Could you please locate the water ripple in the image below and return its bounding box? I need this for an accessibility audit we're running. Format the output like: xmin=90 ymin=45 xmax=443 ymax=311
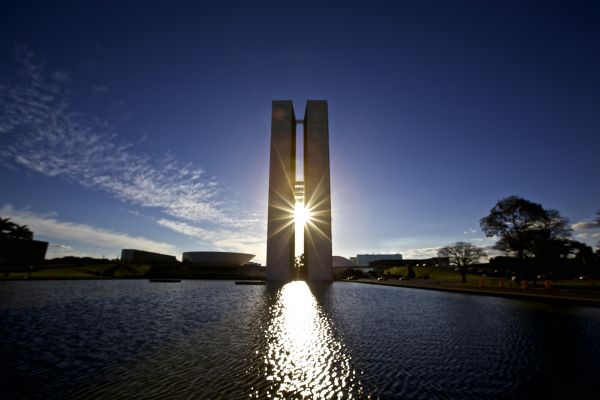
xmin=249 ymin=282 xmax=364 ymax=399
xmin=1 ymin=280 xmax=600 ymax=399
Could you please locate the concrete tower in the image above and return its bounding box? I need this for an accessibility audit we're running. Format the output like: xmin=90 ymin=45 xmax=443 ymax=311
xmin=303 ymin=101 xmax=333 ymax=281
xmin=266 ymin=101 xmax=296 ymax=281
xmin=266 ymin=100 xmax=332 ymax=282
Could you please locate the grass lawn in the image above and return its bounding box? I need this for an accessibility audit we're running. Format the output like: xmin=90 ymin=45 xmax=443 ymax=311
xmin=1 ymin=264 xmax=151 ymax=279
xmin=381 ymin=266 xmax=600 ymax=290
xmin=383 ymin=266 xmax=480 ymax=282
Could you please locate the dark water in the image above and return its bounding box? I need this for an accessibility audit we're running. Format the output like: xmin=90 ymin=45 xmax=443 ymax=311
xmin=1 ymin=280 xmax=599 ymax=399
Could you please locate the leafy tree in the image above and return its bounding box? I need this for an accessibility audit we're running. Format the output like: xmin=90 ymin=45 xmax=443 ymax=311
xmin=294 ymin=253 xmax=306 ymax=280
xmin=596 ymin=209 xmax=600 ymax=250
xmin=0 ymin=217 xmax=33 ymax=240
xmin=564 ymin=240 xmax=595 ymax=265
xmin=0 ymin=218 xmax=17 ymax=239
xmin=437 ymin=242 xmax=486 ymax=283
xmin=340 ymin=268 xmax=364 ymax=279
xmin=1 ymin=217 xmax=34 ymax=274
xmin=480 ymin=196 xmax=571 ymax=259
xmin=535 ymin=239 xmax=593 ymax=263
xmin=11 ymin=224 xmax=33 ymax=240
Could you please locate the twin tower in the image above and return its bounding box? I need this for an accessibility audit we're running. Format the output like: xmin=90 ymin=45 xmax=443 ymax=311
xmin=266 ymin=100 xmax=332 ymax=282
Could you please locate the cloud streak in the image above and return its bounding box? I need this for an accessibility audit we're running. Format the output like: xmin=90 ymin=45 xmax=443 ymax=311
xmin=402 ymin=247 xmax=441 ymax=259
xmin=157 ymin=218 xmax=265 ymax=257
xmin=0 ymin=48 xmax=254 ymax=227
xmin=572 ymin=220 xmax=600 ymax=230
xmin=1 ymin=204 xmax=178 ymax=257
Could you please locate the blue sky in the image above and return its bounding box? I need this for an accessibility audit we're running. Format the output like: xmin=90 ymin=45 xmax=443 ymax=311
xmin=1 ymin=0 xmax=599 ymax=263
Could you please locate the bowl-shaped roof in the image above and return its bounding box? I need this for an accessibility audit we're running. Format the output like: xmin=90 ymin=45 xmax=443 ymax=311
xmin=332 ymin=256 xmax=356 ymax=267
xmin=182 ymin=251 xmax=255 ymax=267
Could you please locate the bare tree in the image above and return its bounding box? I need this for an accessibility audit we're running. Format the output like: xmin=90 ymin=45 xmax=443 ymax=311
xmin=438 ymin=242 xmax=486 ymax=283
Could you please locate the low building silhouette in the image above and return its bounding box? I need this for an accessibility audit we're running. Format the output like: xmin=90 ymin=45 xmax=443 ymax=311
xmin=354 ymin=253 xmax=403 ymax=266
xmin=144 ymin=251 xmax=265 ymax=280
xmin=0 ymin=239 xmax=48 ymax=272
xmin=182 ymin=251 xmax=254 ymax=267
xmin=121 ymin=249 xmax=178 ymax=264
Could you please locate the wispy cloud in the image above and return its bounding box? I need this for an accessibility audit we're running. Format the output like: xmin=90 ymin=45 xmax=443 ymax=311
xmin=0 ymin=47 xmax=255 ymax=228
xmin=1 ymin=204 xmax=178 ymax=257
xmin=91 ymin=84 xmax=108 ymax=93
xmin=572 ymin=220 xmax=600 ymax=230
xmin=402 ymin=247 xmax=441 ymax=259
xmin=403 ymin=246 xmax=490 ymax=260
xmin=157 ymin=218 xmax=265 ymax=257
xmin=381 ymin=234 xmax=494 ymax=252
xmin=398 ymin=246 xmax=491 ymax=261
xmin=575 ymin=232 xmax=589 ymax=240
xmin=579 ymin=232 xmax=600 ymax=240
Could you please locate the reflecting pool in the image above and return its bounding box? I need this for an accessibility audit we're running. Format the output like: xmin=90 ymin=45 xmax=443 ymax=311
xmin=1 ymin=280 xmax=599 ymax=399
xmin=258 ymin=281 xmax=363 ymax=398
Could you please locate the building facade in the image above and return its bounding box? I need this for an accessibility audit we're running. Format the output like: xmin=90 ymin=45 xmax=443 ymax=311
xmin=120 ymin=249 xmax=177 ymax=264
xmin=355 ymin=253 xmax=403 ymax=267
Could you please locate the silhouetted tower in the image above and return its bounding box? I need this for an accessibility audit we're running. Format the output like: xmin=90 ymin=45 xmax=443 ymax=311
xmin=266 ymin=100 xmax=332 ymax=282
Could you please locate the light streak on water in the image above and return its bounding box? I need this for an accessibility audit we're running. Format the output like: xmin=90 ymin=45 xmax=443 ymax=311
xmin=254 ymin=281 xmax=364 ymax=399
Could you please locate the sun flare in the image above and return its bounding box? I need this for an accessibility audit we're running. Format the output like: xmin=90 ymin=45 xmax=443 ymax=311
xmin=293 ymin=202 xmax=312 ymax=227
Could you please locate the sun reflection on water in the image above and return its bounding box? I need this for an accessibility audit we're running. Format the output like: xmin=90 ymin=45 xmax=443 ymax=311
xmin=255 ymin=281 xmax=363 ymax=399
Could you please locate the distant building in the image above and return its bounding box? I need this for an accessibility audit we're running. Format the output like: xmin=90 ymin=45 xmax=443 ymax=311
xmin=148 ymin=251 xmax=263 ymax=280
xmin=332 ymin=256 xmax=363 ymax=279
xmin=355 ymin=253 xmax=403 ymax=267
xmin=182 ymin=251 xmax=255 ymax=267
xmin=0 ymin=239 xmax=48 ymax=270
xmin=121 ymin=249 xmax=177 ymax=264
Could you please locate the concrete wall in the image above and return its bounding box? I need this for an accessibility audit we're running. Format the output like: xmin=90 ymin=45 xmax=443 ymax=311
xmin=303 ymin=100 xmax=333 ymax=281
xmin=266 ymin=101 xmax=296 ymax=281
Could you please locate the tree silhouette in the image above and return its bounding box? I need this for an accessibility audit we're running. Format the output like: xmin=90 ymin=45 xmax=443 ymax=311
xmin=438 ymin=242 xmax=486 ymax=283
xmin=294 ymin=253 xmax=306 ymax=280
xmin=534 ymin=238 xmax=594 ymax=265
xmin=0 ymin=217 xmax=33 ymax=240
xmin=596 ymin=210 xmax=600 ymax=250
xmin=2 ymin=217 xmax=35 ymax=274
xmin=11 ymin=225 xmax=33 ymax=240
xmin=480 ymin=196 xmax=571 ymax=259
xmin=0 ymin=218 xmax=17 ymax=239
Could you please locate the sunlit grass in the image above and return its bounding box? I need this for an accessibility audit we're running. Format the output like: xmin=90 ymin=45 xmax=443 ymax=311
xmin=380 ymin=266 xmax=600 ymax=289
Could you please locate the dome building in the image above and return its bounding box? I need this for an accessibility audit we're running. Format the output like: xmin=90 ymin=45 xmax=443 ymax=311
xmin=176 ymin=251 xmax=263 ymax=280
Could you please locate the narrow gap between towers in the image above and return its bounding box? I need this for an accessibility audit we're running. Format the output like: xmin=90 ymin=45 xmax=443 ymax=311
xmin=295 ymin=118 xmax=304 ymax=257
